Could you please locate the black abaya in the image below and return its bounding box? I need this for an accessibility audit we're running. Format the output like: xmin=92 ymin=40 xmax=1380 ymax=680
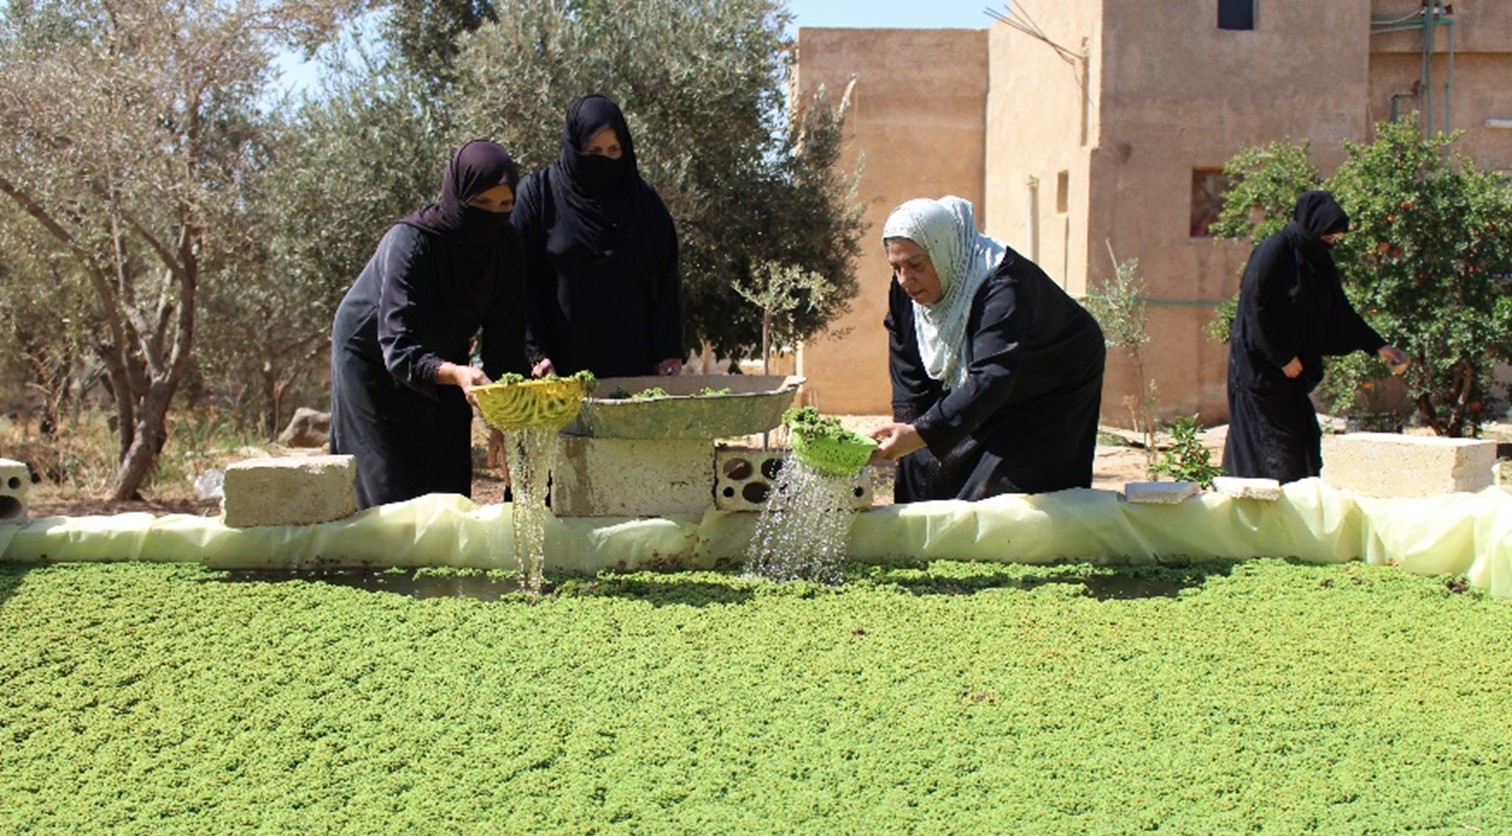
xmin=886 ymin=248 xmax=1107 ymax=501
xmin=510 ymin=95 xmax=682 ymax=378
xmin=329 ymin=140 xmax=528 ymax=509
xmin=1222 ymin=191 xmax=1386 ymax=482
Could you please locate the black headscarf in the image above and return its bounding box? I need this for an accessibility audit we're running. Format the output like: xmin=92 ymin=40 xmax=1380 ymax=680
xmin=401 ymin=139 xmax=520 ymax=246
xmin=1283 ymin=190 xmax=1350 ymax=260
xmin=547 ymin=95 xmax=643 ymax=258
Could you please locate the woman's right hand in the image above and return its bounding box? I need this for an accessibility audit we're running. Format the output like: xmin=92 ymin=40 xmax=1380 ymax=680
xmin=1280 ymin=357 xmax=1304 ymax=379
xmin=437 ymin=362 xmax=491 ymax=405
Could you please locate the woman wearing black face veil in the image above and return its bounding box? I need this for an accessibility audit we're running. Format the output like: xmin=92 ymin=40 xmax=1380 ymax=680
xmin=329 ymin=139 xmax=530 ymax=509
xmin=1222 ymin=190 xmax=1410 ymax=483
xmin=510 ymin=94 xmax=684 ymax=378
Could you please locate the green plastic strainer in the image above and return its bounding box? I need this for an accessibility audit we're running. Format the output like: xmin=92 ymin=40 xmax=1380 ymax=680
xmin=789 ymin=427 xmax=878 ymax=477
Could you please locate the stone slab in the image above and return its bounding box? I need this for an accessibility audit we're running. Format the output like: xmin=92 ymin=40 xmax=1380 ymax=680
xmin=1322 ymin=432 xmax=1496 ymax=498
xmin=1124 ymin=481 xmax=1200 ymax=504
xmin=1211 ymin=476 xmax=1282 ymax=501
xmin=552 ymin=437 xmax=714 ymax=517
xmin=714 ymin=448 xmax=873 ymax=512
xmin=222 ymin=455 xmax=356 ymax=527
xmin=0 ymin=457 xmax=30 ymax=524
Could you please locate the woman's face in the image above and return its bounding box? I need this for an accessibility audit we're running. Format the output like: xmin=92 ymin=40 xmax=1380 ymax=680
xmin=582 ymin=127 xmax=624 ymax=160
xmin=885 ymin=238 xmax=943 ymax=305
xmin=467 ymin=184 xmax=515 ymax=214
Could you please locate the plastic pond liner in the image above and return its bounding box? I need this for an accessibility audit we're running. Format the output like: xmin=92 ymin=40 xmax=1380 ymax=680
xmin=3 ymin=480 xmax=1511 ymax=599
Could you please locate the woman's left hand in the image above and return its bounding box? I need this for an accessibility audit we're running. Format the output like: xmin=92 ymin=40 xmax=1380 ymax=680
xmin=656 ymin=358 xmax=684 ymax=376
xmin=870 ymin=422 xmax=925 ymax=462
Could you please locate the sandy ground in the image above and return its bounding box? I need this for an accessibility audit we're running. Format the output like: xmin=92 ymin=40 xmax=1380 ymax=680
xmin=22 ymin=416 xmax=1195 ymax=517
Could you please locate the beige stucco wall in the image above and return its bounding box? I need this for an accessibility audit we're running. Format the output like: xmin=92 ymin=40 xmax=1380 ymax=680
xmin=790 ymin=28 xmax=988 ymax=415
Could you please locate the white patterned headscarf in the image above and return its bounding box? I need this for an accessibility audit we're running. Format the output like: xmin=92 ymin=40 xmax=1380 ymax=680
xmin=882 ymin=196 xmax=1004 ymax=391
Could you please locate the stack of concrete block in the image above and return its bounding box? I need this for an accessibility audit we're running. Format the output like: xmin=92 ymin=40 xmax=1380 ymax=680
xmin=1321 ymin=433 xmax=1496 ymax=498
xmin=222 ymin=455 xmax=357 ymax=527
xmin=552 ymin=437 xmax=714 ymax=517
xmin=0 ymin=458 xmax=29 ymax=524
xmin=1124 ymin=481 xmax=1201 ymax=504
xmin=713 ymin=448 xmax=873 ymax=512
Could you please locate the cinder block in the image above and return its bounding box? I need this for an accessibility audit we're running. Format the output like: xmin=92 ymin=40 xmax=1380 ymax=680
xmin=552 ymin=437 xmax=714 ymax=517
xmin=222 ymin=455 xmax=357 ymax=527
xmin=1322 ymin=433 xmax=1496 ymax=497
xmin=714 ymin=448 xmax=872 ymax=512
xmin=1211 ymin=476 xmax=1282 ymax=501
xmin=1124 ymin=481 xmax=1200 ymax=504
xmin=0 ymin=458 xmax=29 ymax=524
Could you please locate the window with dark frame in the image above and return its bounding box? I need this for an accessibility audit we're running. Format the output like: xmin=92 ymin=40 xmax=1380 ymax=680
xmin=1218 ymin=0 xmax=1255 ymax=30
xmin=1190 ymin=169 xmax=1230 ymax=238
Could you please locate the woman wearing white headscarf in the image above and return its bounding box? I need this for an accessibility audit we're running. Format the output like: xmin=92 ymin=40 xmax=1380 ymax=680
xmin=871 ymin=196 xmax=1106 ymax=501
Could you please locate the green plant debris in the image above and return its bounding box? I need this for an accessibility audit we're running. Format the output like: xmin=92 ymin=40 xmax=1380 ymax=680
xmin=695 ymin=387 xmax=733 ymax=397
xmin=782 ymin=405 xmax=871 ymax=445
xmin=494 ymin=370 xmax=596 ymax=390
xmin=1 ymin=560 xmax=1509 ymax=830
xmin=631 ymin=387 xmax=669 ymax=400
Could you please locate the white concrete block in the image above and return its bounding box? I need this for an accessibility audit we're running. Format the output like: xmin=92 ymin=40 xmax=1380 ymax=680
xmin=1211 ymin=476 xmax=1282 ymax=501
xmin=1124 ymin=481 xmax=1200 ymax=504
xmin=714 ymin=448 xmax=872 ymax=512
xmin=1322 ymin=433 xmax=1496 ymax=497
xmin=222 ymin=455 xmax=357 ymax=527
xmin=0 ymin=458 xmax=29 ymax=524
xmin=552 ymin=437 xmax=714 ymax=517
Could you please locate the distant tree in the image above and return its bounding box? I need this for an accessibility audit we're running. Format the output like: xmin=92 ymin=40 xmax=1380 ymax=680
xmin=384 ymin=0 xmax=497 ymax=87
xmin=0 ymin=0 xmax=362 ymax=498
xmin=1208 ymin=118 xmax=1512 ymax=437
xmin=451 ymin=0 xmax=865 ymax=365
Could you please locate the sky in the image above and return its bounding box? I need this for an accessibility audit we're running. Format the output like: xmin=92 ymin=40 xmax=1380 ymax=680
xmin=785 ymin=1 xmax=994 ymax=30
xmin=273 ymin=3 xmax=997 ymax=97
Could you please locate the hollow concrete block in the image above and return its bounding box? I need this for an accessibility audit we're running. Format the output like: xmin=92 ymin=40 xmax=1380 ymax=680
xmin=222 ymin=455 xmax=356 ymax=527
xmin=1124 ymin=481 xmax=1200 ymax=504
xmin=1321 ymin=433 xmax=1496 ymax=498
xmin=552 ymin=437 xmax=714 ymax=517
xmin=714 ymin=448 xmax=872 ymax=512
xmin=0 ymin=458 xmax=29 ymax=524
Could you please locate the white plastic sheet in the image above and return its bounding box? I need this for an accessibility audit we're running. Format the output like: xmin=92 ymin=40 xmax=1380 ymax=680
xmin=2 ymin=479 xmax=1510 ymax=597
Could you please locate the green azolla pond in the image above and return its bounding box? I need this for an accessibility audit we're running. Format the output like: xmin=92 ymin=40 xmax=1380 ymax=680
xmin=1 ymin=559 xmax=1508 ymax=831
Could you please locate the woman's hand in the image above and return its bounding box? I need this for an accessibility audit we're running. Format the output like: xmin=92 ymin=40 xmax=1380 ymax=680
xmin=1378 ymin=344 xmax=1410 ymax=375
xmin=437 ymin=362 xmax=491 ymax=405
xmin=656 ymin=357 xmax=684 ymax=376
xmin=1280 ymin=357 xmax=1304 ymax=379
xmin=531 ymin=358 xmax=556 ymax=378
xmin=870 ymin=422 xmax=926 ymax=462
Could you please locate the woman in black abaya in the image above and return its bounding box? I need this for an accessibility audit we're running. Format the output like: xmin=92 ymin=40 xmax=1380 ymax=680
xmin=1223 ymin=190 xmax=1409 ymax=482
xmin=510 ymin=94 xmax=684 ymax=378
xmin=870 ymin=196 xmax=1107 ymax=502
xmin=329 ymin=140 xmax=529 ymax=509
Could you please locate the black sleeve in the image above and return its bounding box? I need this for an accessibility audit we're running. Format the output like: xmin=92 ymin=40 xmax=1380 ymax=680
xmin=509 ymin=171 xmax=553 ymax=368
xmin=912 ymin=271 xmax=1028 ymax=455
xmin=1321 ymin=275 xmax=1387 ymax=357
xmin=645 ymin=186 xmax=685 ymax=363
xmin=885 ymin=279 xmax=942 ymax=423
xmin=1236 ymin=236 xmax=1299 ymax=368
xmin=375 ymin=226 xmax=444 ymax=399
xmin=479 ymin=228 xmax=531 ymax=381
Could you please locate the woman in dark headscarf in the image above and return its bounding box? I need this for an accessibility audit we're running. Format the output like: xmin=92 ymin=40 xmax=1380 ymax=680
xmin=510 ymin=94 xmax=684 ymax=378
xmin=870 ymin=196 xmax=1107 ymax=502
xmin=1223 ymin=190 xmax=1409 ymax=482
xmin=329 ymin=139 xmax=529 ymax=509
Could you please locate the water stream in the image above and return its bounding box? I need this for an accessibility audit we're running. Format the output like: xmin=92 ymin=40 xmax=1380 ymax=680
xmin=505 ymin=427 xmax=558 ymax=596
xmin=745 ymin=457 xmax=859 ymax=584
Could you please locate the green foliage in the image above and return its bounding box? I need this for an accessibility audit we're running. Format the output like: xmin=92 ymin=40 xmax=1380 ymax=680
xmin=1209 ymin=119 xmax=1512 ymax=436
xmin=1084 ymin=252 xmax=1158 ymax=452
xmin=2 ymin=560 xmax=1510 ymax=830
xmin=450 ymin=0 xmax=865 ymax=363
xmin=1148 ymin=414 xmax=1223 ymax=487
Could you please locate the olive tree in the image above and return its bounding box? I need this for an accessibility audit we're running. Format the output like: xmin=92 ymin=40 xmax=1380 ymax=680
xmin=450 ymin=0 xmax=865 ymax=364
xmin=0 ymin=0 xmax=362 ymax=497
xmin=1209 ymin=118 xmax=1512 ymax=437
